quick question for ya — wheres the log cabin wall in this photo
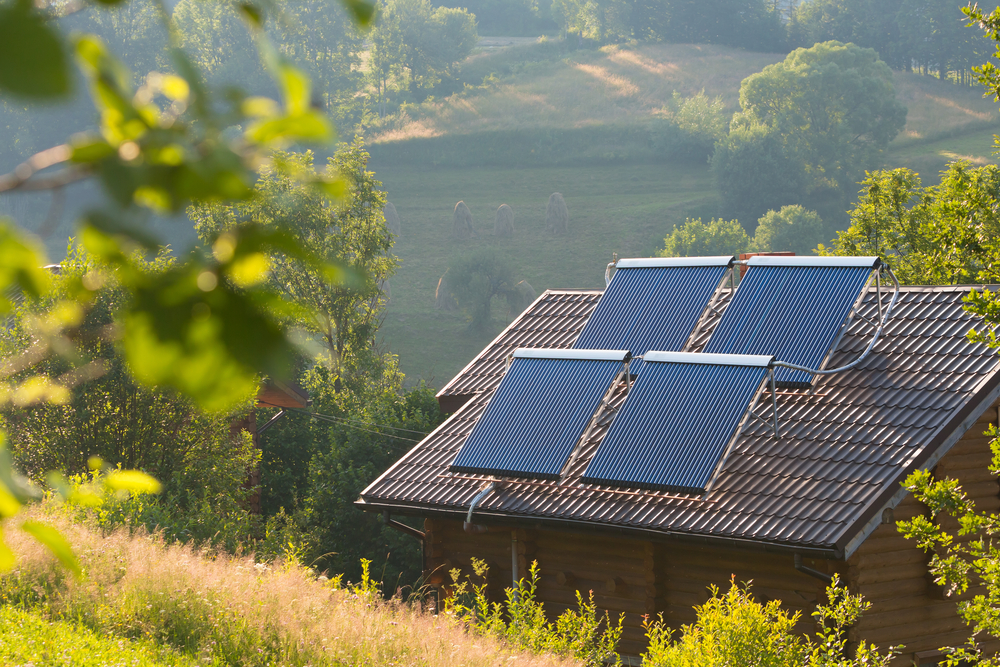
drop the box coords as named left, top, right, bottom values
left=426, top=518, right=835, bottom=657
left=849, top=401, right=1000, bottom=665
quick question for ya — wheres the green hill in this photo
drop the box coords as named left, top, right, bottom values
left=368, top=41, right=1000, bottom=388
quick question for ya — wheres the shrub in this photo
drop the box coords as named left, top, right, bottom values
left=448, top=246, right=519, bottom=330
left=641, top=576, right=898, bottom=667
left=447, top=558, right=623, bottom=666
left=660, top=217, right=751, bottom=258
left=752, top=205, right=825, bottom=256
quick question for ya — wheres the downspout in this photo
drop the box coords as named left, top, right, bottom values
left=512, top=530, right=519, bottom=592
left=463, top=482, right=495, bottom=534
left=794, top=553, right=833, bottom=584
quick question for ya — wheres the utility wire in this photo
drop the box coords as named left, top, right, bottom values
left=259, top=401, right=432, bottom=437
left=270, top=405, right=426, bottom=443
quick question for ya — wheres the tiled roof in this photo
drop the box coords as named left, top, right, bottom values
left=361, top=286, right=1000, bottom=554
left=436, top=290, right=602, bottom=412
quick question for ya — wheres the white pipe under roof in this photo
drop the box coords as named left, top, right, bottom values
left=745, top=255, right=881, bottom=268
left=643, top=351, right=775, bottom=367
left=513, top=348, right=631, bottom=362
left=615, top=256, right=735, bottom=269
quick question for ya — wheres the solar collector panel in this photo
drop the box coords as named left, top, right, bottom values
left=582, top=352, right=771, bottom=494
left=705, top=258, right=876, bottom=387
left=450, top=349, right=628, bottom=479
left=573, top=257, right=731, bottom=356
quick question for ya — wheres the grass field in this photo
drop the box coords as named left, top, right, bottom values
left=374, top=159, right=717, bottom=385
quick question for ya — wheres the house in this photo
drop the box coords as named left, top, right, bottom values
left=357, top=255, right=1000, bottom=665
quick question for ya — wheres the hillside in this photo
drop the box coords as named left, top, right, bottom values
left=370, top=41, right=1000, bottom=387
left=0, top=509, right=577, bottom=667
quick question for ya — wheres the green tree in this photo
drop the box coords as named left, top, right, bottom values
left=368, top=0, right=404, bottom=118
left=830, top=163, right=1000, bottom=285
left=0, top=0, right=375, bottom=570
left=715, top=41, right=907, bottom=226
left=449, top=246, right=517, bottom=330
left=752, top=205, right=824, bottom=256
left=660, top=217, right=750, bottom=258
left=380, top=0, right=477, bottom=95
left=189, top=140, right=397, bottom=389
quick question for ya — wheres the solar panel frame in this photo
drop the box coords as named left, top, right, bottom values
left=573, top=258, right=733, bottom=357
left=706, top=260, right=877, bottom=387
left=450, top=349, right=628, bottom=480
left=581, top=352, right=772, bottom=494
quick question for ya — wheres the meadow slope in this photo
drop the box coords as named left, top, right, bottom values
left=372, top=42, right=1000, bottom=386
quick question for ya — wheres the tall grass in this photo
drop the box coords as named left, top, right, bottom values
left=0, top=507, right=577, bottom=667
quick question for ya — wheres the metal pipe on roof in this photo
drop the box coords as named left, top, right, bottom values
left=463, top=482, right=495, bottom=534
left=771, top=266, right=901, bottom=378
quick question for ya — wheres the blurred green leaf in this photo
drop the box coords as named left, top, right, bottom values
left=69, top=137, right=116, bottom=164
left=0, top=3, right=69, bottom=98
left=105, top=470, right=162, bottom=495
left=0, top=531, right=15, bottom=571
left=0, top=221, right=52, bottom=315
left=21, top=521, right=80, bottom=578
left=239, top=2, right=263, bottom=26
left=248, top=111, right=333, bottom=145
left=340, top=0, right=375, bottom=25
left=122, top=263, right=294, bottom=412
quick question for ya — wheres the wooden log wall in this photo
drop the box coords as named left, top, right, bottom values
left=849, top=402, right=1000, bottom=665
left=426, top=518, right=835, bottom=657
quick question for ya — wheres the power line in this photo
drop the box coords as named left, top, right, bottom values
left=281, top=406, right=426, bottom=443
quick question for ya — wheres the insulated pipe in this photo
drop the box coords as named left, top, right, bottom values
left=604, top=262, right=616, bottom=287
left=772, top=267, right=901, bottom=378
left=463, top=483, right=495, bottom=534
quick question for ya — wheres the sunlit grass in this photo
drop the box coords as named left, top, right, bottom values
left=0, top=605, right=197, bottom=667
left=0, top=508, right=578, bottom=667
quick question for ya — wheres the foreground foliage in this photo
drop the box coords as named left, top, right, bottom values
left=899, top=426, right=1000, bottom=665
left=0, top=605, right=196, bottom=667
left=447, top=559, right=623, bottom=667
left=641, top=577, right=897, bottom=667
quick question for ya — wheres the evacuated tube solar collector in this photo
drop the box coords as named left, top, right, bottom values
left=450, top=348, right=630, bottom=480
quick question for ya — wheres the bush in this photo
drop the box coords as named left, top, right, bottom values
left=447, top=558, right=623, bottom=666
left=752, top=205, right=825, bottom=256
left=641, top=576, right=898, bottom=667
left=448, top=246, right=519, bottom=330
left=661, top=217, right=751, bottom=258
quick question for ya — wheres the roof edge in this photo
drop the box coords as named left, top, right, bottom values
left=836, top=357, right=1000, bottom=559
left=354, top=498, right=841, bottom=560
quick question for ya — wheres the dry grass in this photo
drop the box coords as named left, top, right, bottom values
left=0, top=508, right=577, bottom=667
left=369, top=41, right=1000, bottom=152
left=370, top=43, right=783, bottom=142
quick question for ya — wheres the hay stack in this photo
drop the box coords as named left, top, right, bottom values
left=435, top=271, right=458, bottom=311
left=453, top=201, right=475, bottom=240
left=494, top=204, right=515, bottom=237
left=383, top=202, right=401, bottom=237
left=545, top=193, right=569, bottom=234
left=508, top=280, right=537, bottom=314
